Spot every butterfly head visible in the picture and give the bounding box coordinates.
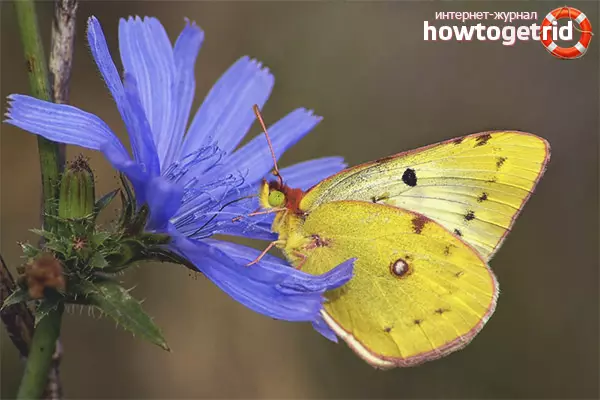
[259,179,304,214]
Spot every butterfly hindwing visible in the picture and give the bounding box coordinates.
[295,201,498,368]
[300,131,550,260]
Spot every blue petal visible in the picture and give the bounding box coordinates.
[119,17,176,167]
[182,56,274,159]
[5,94,154,203]
[275,258,355,293]
[5,95,127,155]
[209,240,354,294]
[275,157,347,191]
[122,74,160,177]
[312,315,339,343]
[145,177,184,231]
[171,238,318,320]
[87,18,136,140]
[99,142,150,204]
[166,20,204,168]
[88,16,164,179]
[171,237,354,321]
[225,108,323,183]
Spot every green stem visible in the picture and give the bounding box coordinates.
[14,0,65,229]
[16,304,64,400]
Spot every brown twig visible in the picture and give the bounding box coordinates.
[41,1,79,398]
[49,0,78,105]
[0,254,35,358]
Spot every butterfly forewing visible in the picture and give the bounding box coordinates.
[300,131,550,260]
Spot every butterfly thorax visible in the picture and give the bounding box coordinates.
[258,179,313,264]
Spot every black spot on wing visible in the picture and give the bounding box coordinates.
[496,156,507,169]
[371,194,389,203]
[465,210,475,221]
[402,168,417,187]
[454,229,463,237]
[477,192,488,202]
[475,133,492,146]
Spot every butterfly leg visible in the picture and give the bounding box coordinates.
[245,240,284,266]
[290,234,329,270]
[291,251,308,270]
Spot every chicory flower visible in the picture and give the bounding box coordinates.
[6,16,353,334]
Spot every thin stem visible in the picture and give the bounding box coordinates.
[16,304,64,400]
[14,0,65,229]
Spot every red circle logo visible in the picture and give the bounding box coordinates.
[541,7,593,59]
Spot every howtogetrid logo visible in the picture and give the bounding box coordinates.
[424,6,593,60]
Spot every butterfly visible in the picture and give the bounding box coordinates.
[248,106,550,369]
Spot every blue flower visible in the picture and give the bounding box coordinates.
[6,16,353,334]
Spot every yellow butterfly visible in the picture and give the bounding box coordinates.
[249,106,550,368]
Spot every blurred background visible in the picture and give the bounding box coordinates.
[1,1,598,398]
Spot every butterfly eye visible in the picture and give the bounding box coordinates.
[268,190,286,207]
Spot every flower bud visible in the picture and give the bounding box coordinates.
[59,155,95,219]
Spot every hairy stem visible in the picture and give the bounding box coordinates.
[12,1,79,398]
[16,304,64,400]
[14,0,64,229]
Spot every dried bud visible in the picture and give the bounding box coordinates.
[24,254,66,299]
[59,155,95,219]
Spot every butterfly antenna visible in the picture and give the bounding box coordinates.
[253,105,283,187]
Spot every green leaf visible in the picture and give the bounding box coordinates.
[88,252,108,270]
[34,299,61,326]
[94,189,119,215]
[43,239,69,256]
[144,248,197,271]
[83,280,169,350]
[125,205,149,236]
[102,239,141,271]
[139,232,171,246]
[1,287,30,311]
[30,228,56,241]
[118,174,135,227]
[20,242,39,258]
[91,231,112,247]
